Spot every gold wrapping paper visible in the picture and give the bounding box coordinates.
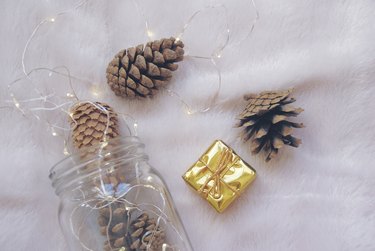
[182,140,256,213]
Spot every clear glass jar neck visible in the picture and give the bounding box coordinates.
[49,136,149,197]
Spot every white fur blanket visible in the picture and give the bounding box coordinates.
[0,0,374,250]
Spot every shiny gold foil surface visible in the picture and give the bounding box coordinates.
[182,140,256,213]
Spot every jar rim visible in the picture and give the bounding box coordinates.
[49,136,147,194]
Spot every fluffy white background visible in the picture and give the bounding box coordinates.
[0,0,374,250]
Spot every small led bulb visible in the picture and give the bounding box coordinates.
[66,93,75,98]
[90,85,101,97]
[147,30,154,38]
[186,109,193,115]
[52,131,58,137]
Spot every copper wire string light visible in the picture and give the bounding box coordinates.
[132,0,259,115]
[7,1,260,250]
[10,0,259,121]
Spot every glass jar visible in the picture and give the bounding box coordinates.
[50,137,193,251]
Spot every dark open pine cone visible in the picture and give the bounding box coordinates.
[237,89,304,161]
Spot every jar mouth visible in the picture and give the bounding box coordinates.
[49,136,148,195]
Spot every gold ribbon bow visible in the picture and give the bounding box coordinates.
[198,149,239,199]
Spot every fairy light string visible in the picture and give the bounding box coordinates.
[65,157,183,251]
[173,4,229,115]
[8,0,259,192]
[132,0,259,115]
[8,67,79,155]
[11,0,259,136]
[11,0,140,143]
[22,0,89,76]
[8,1,260,250]
[231,0,260,48]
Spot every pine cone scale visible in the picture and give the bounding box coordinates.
[153,51,164,64]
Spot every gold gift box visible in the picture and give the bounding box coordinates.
[182,140,256,213]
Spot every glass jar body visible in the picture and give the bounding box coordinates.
[50,137,193,251]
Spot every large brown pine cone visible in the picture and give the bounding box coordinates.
[106,37,184,99]
[237,89,304,161]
